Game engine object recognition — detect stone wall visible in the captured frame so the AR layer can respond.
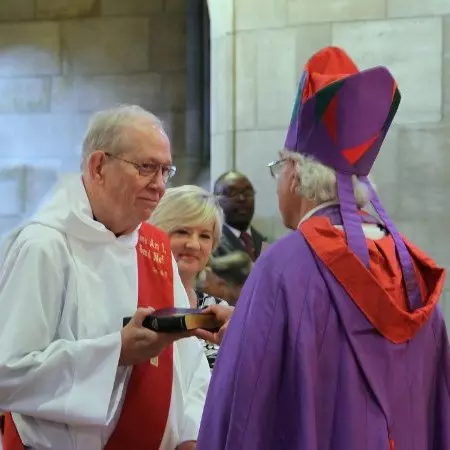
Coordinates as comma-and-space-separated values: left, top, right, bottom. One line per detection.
208, 0, 450, 318
0, 0, 198, 236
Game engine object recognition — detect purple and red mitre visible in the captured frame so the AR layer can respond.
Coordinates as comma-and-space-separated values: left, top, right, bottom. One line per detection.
284, 46, 400, 176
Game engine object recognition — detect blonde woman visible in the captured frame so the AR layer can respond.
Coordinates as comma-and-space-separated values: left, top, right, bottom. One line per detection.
150, 185, 227, 369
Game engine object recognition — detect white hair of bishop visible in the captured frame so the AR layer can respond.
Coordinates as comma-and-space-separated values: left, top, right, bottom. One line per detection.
282, 149, 376, 208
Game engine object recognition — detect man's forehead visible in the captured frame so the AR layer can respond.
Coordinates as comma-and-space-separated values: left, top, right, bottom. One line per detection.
127, 123, 171, 162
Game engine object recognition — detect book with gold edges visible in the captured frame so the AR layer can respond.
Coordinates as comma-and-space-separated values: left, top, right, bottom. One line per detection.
123, 307, 221, 332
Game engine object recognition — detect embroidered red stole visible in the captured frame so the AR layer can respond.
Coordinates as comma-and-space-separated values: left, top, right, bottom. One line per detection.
105, 223, 174, 450
2, 223, 174, 450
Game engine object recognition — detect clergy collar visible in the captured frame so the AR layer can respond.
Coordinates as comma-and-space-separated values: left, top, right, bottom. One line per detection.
298, 200, 340, 226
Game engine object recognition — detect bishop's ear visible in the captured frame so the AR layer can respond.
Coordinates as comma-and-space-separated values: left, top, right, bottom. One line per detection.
86, 151, 108, 184
287, 159, 300, 194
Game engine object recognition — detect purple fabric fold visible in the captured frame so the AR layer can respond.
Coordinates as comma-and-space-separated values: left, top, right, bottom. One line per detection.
336, 173, 370, 267
361, 176, 422, 311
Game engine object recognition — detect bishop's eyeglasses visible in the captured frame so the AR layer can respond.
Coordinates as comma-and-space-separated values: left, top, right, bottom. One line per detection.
267, 159, 288, 179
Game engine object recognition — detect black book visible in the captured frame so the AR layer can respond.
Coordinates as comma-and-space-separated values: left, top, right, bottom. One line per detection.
123, 307, 221, 333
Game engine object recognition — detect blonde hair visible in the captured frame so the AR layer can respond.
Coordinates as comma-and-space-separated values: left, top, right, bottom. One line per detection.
282, 150, 371, 208
150, 185, 223, 249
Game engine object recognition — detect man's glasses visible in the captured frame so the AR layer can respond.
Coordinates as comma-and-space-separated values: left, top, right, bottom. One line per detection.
267, 159, 287, 179
218, 190, 256, 200
105, 152, 176, 184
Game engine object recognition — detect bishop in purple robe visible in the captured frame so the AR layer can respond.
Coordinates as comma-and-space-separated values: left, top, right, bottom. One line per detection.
195, 47, 450, 450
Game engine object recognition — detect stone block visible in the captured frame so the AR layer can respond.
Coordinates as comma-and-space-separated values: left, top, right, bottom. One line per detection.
428, 219, 450, 270
149, 14, 186, 72
62, 18, 150, 75
23, 161, 60, 216
296, 25, 332, 70
0, 165, 24, 216
441, 290, 450, 325
374, 182, 400, 217
235, 0, 287, 31
101, 0, 164, 15
165, 0, 186, 13
0, 78, 51, 113
396, 184, 448, 221
161, 72, 186, 111
0, 22, 60, 76
37, 0, 98, 19
388, 0, 450, 18
210, 36, 233, 134
442, 17, 450, 121
0, 114, 89, 163
257, 29, 297, 129
287, 0, 385, 24
169, 155, 202, 186
397, 125, 450, 187
208, 0, 233, 38
194, 166, 211, 191
394, 219, 434, 256
51, 73, 162, 113
236, 32, 258, 130
185, 109, 202, 158
159, 111, 186, 156
210, 132, 234, 186
371, 125, 399, 186
332, 18, 442, 124
0, 0, 34, 21
235, 129, 285, 220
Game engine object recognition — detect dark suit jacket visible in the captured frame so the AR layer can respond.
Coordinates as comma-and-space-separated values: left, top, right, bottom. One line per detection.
213, 224, 267, 260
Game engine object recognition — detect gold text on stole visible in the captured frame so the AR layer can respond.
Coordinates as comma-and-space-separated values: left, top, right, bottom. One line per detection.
138, 235, 169, 368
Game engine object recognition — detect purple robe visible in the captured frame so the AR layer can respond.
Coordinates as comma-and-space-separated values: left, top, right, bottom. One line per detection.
197, 213, 450, 450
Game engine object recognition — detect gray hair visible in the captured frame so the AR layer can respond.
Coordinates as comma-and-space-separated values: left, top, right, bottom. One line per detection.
150, 185, 224, 250
282, 150, 371, 208
81, 104, 164, 168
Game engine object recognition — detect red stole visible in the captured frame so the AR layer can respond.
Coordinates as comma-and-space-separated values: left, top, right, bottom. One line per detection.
2, 223, 174, 450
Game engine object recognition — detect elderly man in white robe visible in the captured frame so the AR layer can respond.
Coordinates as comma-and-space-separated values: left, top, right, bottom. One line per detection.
0, 105, 210, 450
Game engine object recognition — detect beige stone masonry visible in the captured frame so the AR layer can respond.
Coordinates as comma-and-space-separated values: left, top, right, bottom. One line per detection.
0, 22, 60, 76
51, 74, 163, 112
0, 78, 51, 113
101, 0, 164, 15
37, 0, 98, 19
388, 0, 450, 18
287, 0, 385, 24
333, 18, 442, 124
236, 0, 287, 31
0, 0, 34, 21
61, 18, 150, 75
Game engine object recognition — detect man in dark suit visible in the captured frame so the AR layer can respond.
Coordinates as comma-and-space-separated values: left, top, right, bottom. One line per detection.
213, 171, 267, 261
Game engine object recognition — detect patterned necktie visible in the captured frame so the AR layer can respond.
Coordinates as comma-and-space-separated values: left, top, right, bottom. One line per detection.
240, 231, 256, 261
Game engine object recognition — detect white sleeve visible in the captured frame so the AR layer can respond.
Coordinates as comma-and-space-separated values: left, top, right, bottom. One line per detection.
0, 233, 122, 427
171, 256, 211, 444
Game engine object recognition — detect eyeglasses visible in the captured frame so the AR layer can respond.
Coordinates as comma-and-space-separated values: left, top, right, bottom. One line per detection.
267, 159, 287, 179
105, 152, 176, 184
218, 189, 256, 200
